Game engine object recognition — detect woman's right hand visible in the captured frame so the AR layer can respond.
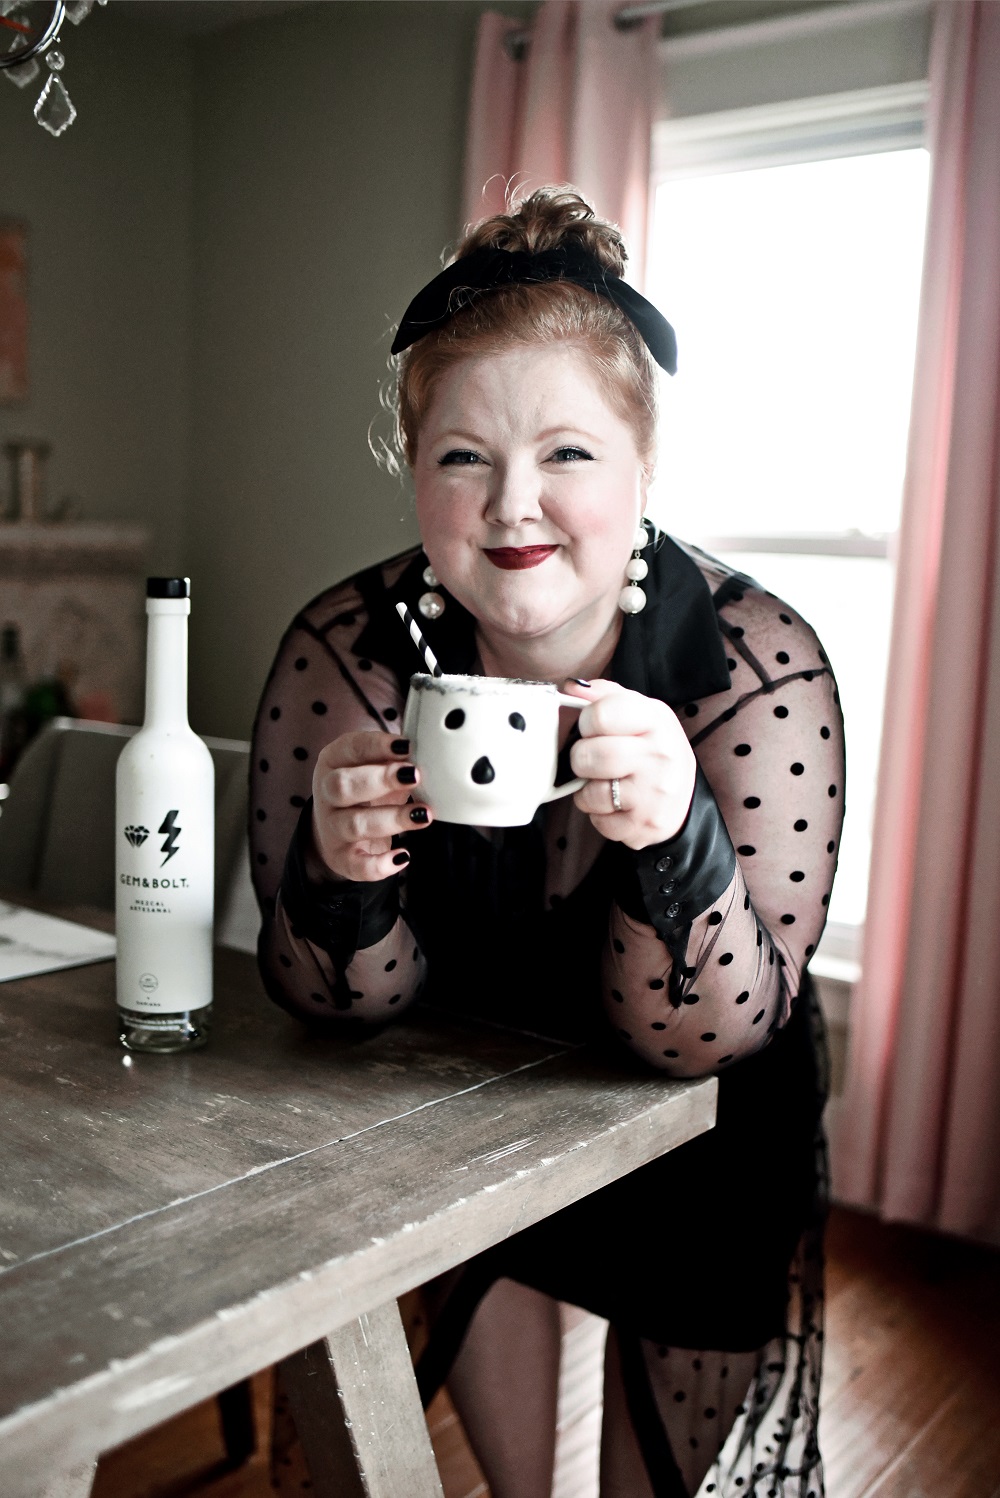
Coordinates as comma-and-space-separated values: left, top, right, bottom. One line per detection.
310, 731, 432, 882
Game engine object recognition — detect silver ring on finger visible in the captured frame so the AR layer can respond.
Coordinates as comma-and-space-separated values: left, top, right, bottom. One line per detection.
609, 777, 623, 813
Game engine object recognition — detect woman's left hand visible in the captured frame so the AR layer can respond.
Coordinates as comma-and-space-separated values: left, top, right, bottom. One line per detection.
563, 679, 697, 850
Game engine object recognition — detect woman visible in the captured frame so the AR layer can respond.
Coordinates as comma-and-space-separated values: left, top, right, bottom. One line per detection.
250, 188, 844, 1498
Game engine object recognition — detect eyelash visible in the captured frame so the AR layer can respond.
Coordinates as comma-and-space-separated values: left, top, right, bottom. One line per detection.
438, 450, 482, 466
437, 446, 594, 466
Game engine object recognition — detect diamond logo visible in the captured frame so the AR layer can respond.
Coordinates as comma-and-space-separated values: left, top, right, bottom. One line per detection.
124, 825, 149, 847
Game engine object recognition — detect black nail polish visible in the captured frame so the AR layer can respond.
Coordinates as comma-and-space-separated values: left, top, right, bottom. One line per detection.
409, 807, 429, 824
391, 738, 410, 755
396, 766, 417, 784
570, 678, 591, 688
392, 850, 410, 866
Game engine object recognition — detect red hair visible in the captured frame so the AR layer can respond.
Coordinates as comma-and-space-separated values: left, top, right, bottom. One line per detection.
394, 188, 659, 470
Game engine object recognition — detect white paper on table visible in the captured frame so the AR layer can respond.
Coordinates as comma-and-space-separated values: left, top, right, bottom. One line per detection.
0, 900, 116, 982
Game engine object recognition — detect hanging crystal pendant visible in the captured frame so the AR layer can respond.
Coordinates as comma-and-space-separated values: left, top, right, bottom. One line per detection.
46, 47, 64, 70
34, 72, 76, 135
4, 34, 40, 90
65, 0, 94, 22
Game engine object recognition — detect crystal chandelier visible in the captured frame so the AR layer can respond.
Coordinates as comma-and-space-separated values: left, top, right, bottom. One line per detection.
1, 0, 106, 137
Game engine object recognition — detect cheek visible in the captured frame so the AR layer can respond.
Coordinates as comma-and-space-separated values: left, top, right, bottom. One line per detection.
550, 480, 639, 566
414, 478, 472, 556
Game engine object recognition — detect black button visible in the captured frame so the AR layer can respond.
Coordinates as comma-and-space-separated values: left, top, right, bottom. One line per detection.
656, 855, 673, 873
659, 881, 675, 895
665, 901, 681, 919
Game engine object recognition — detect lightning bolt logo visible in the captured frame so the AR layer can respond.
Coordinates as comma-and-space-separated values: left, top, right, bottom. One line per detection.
158, 810, 181, 866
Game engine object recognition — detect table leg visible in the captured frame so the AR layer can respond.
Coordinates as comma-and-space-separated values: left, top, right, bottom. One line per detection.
280, 1298, 445, 1498
33, 1460, 97, 1498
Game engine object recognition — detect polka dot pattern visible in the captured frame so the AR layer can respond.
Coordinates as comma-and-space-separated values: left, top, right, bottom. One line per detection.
604, 554, 844, 1077
250, 543, 844, 1091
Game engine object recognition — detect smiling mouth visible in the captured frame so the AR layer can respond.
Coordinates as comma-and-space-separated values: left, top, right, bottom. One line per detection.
483, 546, 559, 571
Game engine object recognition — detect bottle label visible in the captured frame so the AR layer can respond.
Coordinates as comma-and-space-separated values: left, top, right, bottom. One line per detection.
116, 779, 214, 1015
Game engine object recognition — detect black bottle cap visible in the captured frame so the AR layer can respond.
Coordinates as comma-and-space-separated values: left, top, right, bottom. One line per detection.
146, 577, 190, 599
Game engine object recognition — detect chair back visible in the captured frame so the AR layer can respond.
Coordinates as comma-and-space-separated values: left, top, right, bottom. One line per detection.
0, 719, 251, 921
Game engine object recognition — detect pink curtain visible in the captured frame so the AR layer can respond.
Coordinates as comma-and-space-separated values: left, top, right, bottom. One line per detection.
461, 1, 659, 283
837, 0, 1000, 1246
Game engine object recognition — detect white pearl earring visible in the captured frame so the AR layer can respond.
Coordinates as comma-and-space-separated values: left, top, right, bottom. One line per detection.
618, 521, 649, 614
418, 563, 445, 620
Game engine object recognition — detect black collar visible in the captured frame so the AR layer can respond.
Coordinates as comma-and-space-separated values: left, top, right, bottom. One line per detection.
350, 533, 732, 708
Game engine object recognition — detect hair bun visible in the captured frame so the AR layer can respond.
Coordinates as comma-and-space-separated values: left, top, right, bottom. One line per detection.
457, 186, 628, 279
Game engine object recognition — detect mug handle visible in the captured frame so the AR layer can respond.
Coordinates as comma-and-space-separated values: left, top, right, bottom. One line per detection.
541, 694, 587, 803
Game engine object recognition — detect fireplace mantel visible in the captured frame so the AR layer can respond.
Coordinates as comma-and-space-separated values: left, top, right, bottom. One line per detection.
0, 522, 149, 578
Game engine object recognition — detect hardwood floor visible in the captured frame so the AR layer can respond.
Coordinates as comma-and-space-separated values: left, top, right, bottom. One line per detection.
820, 1208, 1000, 1498
84, 1206, 1000, 1498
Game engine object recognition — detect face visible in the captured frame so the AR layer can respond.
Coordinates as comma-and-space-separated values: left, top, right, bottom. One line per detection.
412, 343, 648, 646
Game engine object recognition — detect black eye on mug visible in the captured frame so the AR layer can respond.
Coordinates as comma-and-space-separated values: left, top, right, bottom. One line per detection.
444, 708, 466, 729
508, 712, 526, 731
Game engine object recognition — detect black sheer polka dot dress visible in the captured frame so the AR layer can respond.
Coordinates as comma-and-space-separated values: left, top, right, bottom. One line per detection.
250, 532, 844, 1498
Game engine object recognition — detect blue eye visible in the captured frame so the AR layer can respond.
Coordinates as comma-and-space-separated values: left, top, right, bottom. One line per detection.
550, 446, 594, 463
439, 449, 483, 466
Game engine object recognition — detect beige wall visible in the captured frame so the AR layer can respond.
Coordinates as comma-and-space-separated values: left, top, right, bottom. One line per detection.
187, 1, 518, 739
0, 10, 192, 573
2, 0, 523, 739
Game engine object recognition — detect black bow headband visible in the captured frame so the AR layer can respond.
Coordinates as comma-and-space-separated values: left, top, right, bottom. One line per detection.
390, 244, 677, 375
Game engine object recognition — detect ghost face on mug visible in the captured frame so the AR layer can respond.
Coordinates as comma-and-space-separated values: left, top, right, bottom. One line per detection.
402, 675, 583, 826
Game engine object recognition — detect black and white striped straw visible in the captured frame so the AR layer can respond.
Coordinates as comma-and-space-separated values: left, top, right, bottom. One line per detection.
395, 601, 442, 677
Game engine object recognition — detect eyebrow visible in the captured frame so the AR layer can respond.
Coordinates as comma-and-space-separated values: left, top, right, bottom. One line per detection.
431, 425, 604, 446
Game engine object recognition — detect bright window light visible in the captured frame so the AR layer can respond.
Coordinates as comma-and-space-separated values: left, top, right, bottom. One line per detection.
647, 148, 930, 932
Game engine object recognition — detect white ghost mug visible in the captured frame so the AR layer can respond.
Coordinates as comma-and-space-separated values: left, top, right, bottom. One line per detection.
401, 673, 586, 827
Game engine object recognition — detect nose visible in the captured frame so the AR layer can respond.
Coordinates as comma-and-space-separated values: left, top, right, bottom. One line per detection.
482, 457, 544, 532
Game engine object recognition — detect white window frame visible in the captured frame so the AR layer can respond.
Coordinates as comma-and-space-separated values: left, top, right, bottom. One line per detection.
649, 82, 929, 980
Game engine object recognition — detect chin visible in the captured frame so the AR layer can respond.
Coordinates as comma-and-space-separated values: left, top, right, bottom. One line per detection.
457, 572, 568, 639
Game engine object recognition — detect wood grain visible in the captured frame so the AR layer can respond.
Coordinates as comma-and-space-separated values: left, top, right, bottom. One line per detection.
35, 1461, 97, 1498
0, 945, 567, 1265
821, 1207, 1000, 1498
281, 1301, 444, 1498
69, 1204, 1000, 1498
0, 936, 716, 1497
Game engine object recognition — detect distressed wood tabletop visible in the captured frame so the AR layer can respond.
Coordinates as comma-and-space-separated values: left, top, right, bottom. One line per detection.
0, 903, 716, 1497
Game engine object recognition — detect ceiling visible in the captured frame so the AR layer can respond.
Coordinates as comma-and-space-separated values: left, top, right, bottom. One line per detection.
111, 0, 855, 40
114, 0, 313, 36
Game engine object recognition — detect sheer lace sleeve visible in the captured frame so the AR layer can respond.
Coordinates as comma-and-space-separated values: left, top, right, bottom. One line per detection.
249, 563, 428, 1026
604, 574, 845, 1078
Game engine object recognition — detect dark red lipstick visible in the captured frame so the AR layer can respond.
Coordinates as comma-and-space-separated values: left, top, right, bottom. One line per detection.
483, 545, 558, 571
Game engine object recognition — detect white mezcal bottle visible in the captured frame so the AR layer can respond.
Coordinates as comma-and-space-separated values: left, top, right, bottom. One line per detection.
115, 578, 214, 1052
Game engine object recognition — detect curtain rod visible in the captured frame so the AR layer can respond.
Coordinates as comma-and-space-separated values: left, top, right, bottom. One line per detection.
503, 0, 929, 61
504, 0, 707, 56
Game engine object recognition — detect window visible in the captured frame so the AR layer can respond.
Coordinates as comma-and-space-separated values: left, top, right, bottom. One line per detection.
646, 87, 931, 966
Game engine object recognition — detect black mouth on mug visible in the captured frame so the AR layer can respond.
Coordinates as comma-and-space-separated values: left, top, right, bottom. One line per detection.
471, 755, 496, 785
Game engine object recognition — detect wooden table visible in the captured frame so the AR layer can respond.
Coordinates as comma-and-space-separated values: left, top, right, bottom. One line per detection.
0, 914, 716, 1498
